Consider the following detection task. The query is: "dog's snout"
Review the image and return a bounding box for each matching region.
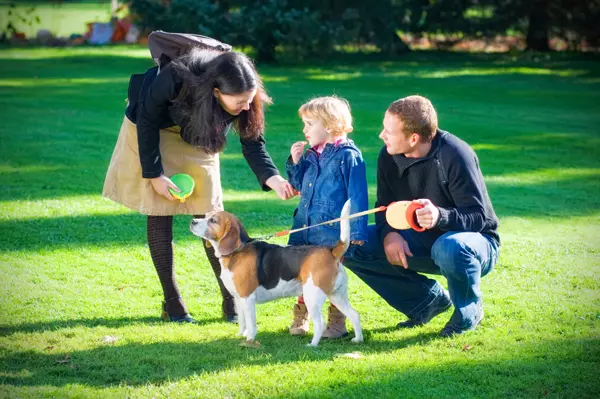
[190,219,206,237]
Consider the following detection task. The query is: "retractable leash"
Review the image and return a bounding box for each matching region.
[253,201,426,241]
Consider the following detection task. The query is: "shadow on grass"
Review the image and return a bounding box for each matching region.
[1,332,598,394]
[1,51,599,79]
[0,329,451,388]
[0,316,223,337]
[262,339,600,398]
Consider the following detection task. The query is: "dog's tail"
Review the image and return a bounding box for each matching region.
[331,199,351,260]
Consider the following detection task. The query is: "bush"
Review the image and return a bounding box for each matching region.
[129,0,232,43]
[129,0,350,63]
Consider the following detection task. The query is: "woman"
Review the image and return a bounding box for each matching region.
[103,35,295,323]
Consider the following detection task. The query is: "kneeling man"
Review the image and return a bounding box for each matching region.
[344,95,500,337]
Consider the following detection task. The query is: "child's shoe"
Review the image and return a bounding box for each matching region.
[322,306,348,338]
[289,303,309,335]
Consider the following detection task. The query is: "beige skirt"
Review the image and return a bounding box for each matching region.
[102,116,223,216]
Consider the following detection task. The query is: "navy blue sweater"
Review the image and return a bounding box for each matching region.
[375,130,500,248]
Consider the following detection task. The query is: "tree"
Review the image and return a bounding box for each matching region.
[232,0,412,56]
[478,0,600,51]
[526,1,550,51]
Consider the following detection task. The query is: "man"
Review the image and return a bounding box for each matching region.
[344,95,500,337]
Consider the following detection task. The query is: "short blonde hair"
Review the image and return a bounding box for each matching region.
[298,96,353,135]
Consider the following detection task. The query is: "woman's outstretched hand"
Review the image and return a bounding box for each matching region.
[150,175,180,201]
[266,175,297,200]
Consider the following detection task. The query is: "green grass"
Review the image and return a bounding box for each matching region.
[1,46,599,398]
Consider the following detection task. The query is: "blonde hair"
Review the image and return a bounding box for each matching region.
[298,95,353,135]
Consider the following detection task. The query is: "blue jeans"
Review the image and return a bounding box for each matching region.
[344,225,499,326]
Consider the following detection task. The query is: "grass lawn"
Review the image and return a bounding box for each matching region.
[0,1,111,39]
[0,46,599,398]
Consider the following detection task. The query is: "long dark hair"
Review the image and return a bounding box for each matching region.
[171,48,271,154]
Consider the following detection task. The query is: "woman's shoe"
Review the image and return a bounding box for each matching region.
[163,312,197,323]
[161,297,196,323]
[223,297,238,324]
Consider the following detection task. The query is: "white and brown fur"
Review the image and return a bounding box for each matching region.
[190,200,363,347]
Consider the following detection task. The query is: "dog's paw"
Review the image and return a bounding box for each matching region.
[237,330,248,337]
[240,339,261,348]
[351,336,364,344]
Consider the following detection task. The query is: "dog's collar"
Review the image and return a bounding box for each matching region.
[219,239,252,257]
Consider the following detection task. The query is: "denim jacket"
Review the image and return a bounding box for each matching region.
[286,140,369,247]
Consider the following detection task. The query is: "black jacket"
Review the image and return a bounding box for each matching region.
[375,130,500,248]
[124,63,279,189]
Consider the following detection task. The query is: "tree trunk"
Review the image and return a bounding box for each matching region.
[371,16,411,55]
[526,1,550,51]
[378,29,411,55]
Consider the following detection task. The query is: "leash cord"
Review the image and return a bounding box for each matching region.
[253,206,387,241]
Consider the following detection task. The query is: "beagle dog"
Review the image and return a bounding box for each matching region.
[190,200,363,347]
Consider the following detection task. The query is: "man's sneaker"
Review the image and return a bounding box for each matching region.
[322,306,348,339]
[397,289,452,329]
[289,303,309,335]
[440,302,484,338]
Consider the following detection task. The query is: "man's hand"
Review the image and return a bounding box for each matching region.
[383,232,412,269]
[413,199,440,229]
[290,141,306,164]
[266,175,297,200]
[150,175,180,201]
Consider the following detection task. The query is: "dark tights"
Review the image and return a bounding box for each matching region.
[147,215,234,317]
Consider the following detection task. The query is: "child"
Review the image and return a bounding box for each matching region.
[286,96,369,339]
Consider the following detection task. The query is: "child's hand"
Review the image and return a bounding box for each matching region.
[290,141,307,164]
[351,240,364,246]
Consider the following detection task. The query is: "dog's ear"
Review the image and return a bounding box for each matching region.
[238,221,251,244]
[217,218,242,256]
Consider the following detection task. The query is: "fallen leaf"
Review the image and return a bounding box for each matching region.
[43,346,55,351]
[101,335,118,344]
[462,345,473,352]
[239,340,261,348]
[56,354,70,364]
[334,352,363,359]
